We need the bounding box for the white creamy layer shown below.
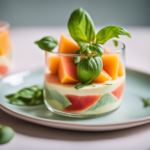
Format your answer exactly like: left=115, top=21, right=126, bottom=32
left=45, top=75, right=125, bottom=96
left=45, top=96, right=122, bottom=114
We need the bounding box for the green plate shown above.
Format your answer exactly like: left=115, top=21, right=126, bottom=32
left=0, top=68, right=150, bottom=131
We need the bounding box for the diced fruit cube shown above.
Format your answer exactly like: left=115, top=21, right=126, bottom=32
left=118, top=61, right=125, bottom=76
left=58, top=34, right=80, bottom=54
left=0, top=65, right=8, bottom=75
left=58, top=56, right=79, bottom=84
left=94, top=69, right=112, bottom=83
left=48, top=56, right=60, bottom=75
left=45, top=73, right=61, bottom=84
left=102, top=54, right=119, bottom=80
left=0, top=30, right=11, bottom=57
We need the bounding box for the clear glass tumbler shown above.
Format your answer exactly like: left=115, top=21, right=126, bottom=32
left=43, top=40, right=125, bottom=118
left=0, top=21, right=11, bottom=79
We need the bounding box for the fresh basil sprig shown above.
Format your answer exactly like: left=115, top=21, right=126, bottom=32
left=96, top=26, right=131, bottom=44
left=0, top=125, right=15, bottom=144
left=68, top=8, right=95, bottom=46
left=89, top=44, right=104, bottom=56
left=74, top=50, right=81, bottom=64
left=5, top=85, right=44, bottom=106
left=35, top=36, right=58, bottom=52
left=77, top=56, right=103, bottom=86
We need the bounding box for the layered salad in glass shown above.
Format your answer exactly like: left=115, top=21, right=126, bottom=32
left=35, top=8, right=131, bottom=117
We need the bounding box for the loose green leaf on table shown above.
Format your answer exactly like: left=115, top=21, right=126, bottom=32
left=5, top=85, right=44, bottom=106
left=35, top=36, right=58, bottom=52
left=68, top=8, right=95, bottom=46
left=96, top=26, right=131, bottom=44
left=0, top=125, right=15, bottom=144
left=142, top=98, right=150, bottom=107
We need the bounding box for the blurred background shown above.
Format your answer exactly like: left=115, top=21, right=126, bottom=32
left=0, top=0, right=150, bottom=27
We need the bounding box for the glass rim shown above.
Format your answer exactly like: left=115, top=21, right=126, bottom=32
left=46, top=40, right=125, bottom=57
left=0, top=21, right=10, bottom=32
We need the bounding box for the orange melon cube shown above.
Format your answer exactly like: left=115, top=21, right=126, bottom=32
left=0, top=47, right=3, bottom=55
left=118, top=61, right=125, bottom=76
left=102, top=54, right=119, bottom=80
left=58, top=34, right=80, bottom=54
left=45, top=73, right=61, bottom=84
left=48, top=56, right=60, bottom=75
left=0, top=30, right=11, bottom=57
left=94, top=69, right=112, bottom=83
left=58, top=56, right=79, bottom=84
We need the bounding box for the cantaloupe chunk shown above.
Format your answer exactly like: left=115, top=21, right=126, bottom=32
left=58, top=34, right=80, bottom=54
left=118, top=61, right=125, bottom=76
left=102, top=54, right=119, bottom=80
left=45, top=73, right=61, bottom=84
left=0, top=30, right=11, bottom=57
left=48, top=56, right=60, bottom=75
left=0, top=47, right=3, bottom=55
left=94, top=69, right=112, bottom=83
left=58, top=56, right=79, bottom=84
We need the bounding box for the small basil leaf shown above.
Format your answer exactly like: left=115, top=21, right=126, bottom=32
left=30, top=85, right=41, bottom=92
left=77, top=56, right=103, bottom=84
left=9, top=99, right=26, bottom=106
left=0, top=126, right=15, bottom=144
left=18, top=88, right=35, bottom=99
left=68, top=8, right=95, bottom=46
left=35, top=36, right=58, bottom=52
left=142, top=98, right=150, bottom=107
left=113, top=40, right=118, bottom=47
left=74, top=50, right=81, bottom=64
left=75, top=83, right=85, bottom=90
left=85, top=48, right=91, bottom=56
left=96, top=26, right=131, bottom=44
left=80, top=43, right=90, bottom=54
left=89, top=44, right=104, bottom=56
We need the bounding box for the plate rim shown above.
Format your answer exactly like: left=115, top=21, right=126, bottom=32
left=0, top=68, right=150, bottom=128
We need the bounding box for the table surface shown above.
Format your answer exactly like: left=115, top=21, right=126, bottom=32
left=0, top=27, right=150, bottom=150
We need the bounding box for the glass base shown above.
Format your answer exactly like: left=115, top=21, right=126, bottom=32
left=44, top=99, right=120, bottom=118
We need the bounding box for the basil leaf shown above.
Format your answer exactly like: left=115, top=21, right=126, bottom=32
left=9, top=99, right=26, bottom=106
left=68, top=8, right=95, bottom=46
left=35, top=36, right=58, bottom=52
left=85, top=49, right=91, bottom=56
left=74, top=50, right=81, bottom=64
left=113, top=40, right=118, bottom=47
left=75, top=83, right=85, bottom=90
left=0, top=125, right=15, bottom=144
left=5, top=85, right=44, bottom=106
left=142, top=98, right=150, bottom=107
left=77, top=56, right=103, bottom=84
left=80, top=43, right=90, bottom=54
left=18, top=88, right=35, bottom=99
left=96, top=26, right=131, bottom=44
left=89, top=44, right=104, bottom=57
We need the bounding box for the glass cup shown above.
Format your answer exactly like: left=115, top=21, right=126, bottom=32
left=43, top=40, right=125, bottom=118
left=0, top=21, right=11, bottom=79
